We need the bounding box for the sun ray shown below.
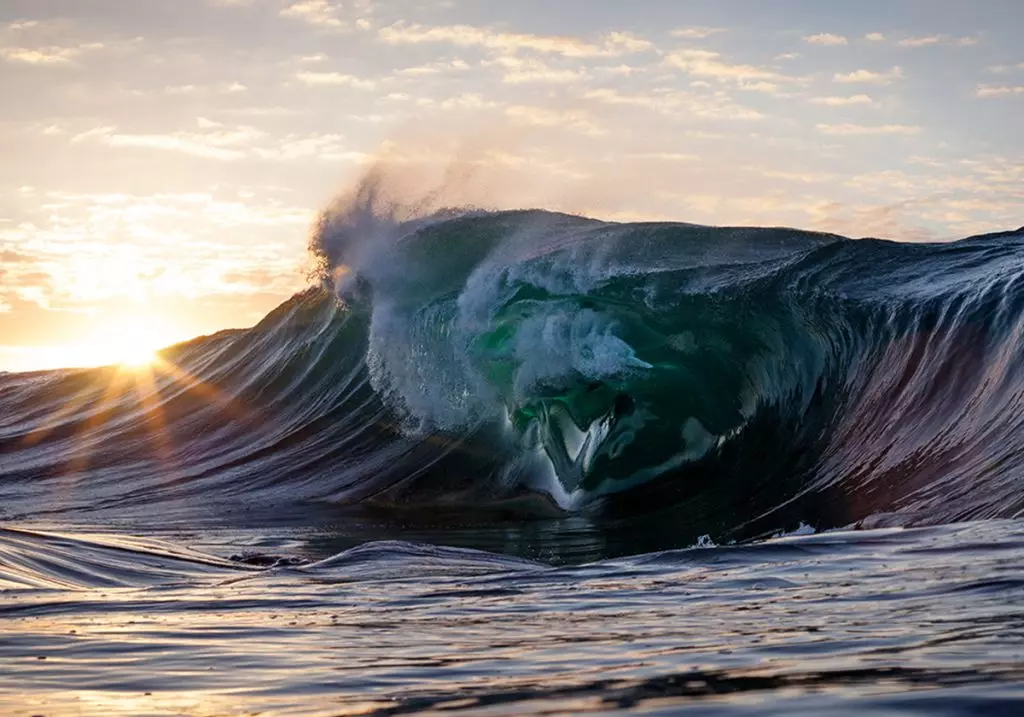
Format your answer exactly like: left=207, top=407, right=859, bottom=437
left=153, top=358, right=257, bottom=425
left=58, top=367, right=138, bottom=506
left=17, top=312, right=281, bottom=507
left=19, top=374, right=110, bottom=448
left=132, top=360, right=177, bottom=473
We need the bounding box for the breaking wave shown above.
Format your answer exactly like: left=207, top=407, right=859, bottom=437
left=2, top=188, right=1023, bottom=548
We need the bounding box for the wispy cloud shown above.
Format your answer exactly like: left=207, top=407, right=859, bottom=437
left=604, top=32, right=653, bottom=54
left=749, top=167, right=836, bottom=183
left=627, top=152, right=700, bottom=162
left=378, top=22, right=652, bottom=58
left=583, top=87, right=764, bottom=121
left=164, top=82, right=247, bottom=95
left=817, top=123, right=920, bottom=136
left=485, top=56, right=584, bottom=84
left=295, top=71, right=377, bottom=89
left=69, top=121, right=369, bottom=163
left=0, top=43, right=103, bottom=65
left=670, top=27, right=726, bottom=40
left=436, top=93, right=499, bottom=110
left=989, top=62, right=1024, bottom=74
left=505, top=105, right=603, bottom=136
left=864, top=32, right=886, bottom=42
left=252, top=134, right=367, bottom=162
left=804, top=33, right=848, bottom=46
left=280, top=1, right=352, bottom=31
left=396, top=59, right=470, bottom=77
left=834, top=66, right=904, bottom=84
left=897, top=34, right=979, bottom=48
left=104, top=128, right=263, bottom=160
left=810, top=94, right=873, bottom=106
left=976, top=84, right=1024, bottom=98
left=4, top=20, right=41, bottom=31
left=665, top=48, right=794, bottom=85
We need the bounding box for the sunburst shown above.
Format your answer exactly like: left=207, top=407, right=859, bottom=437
left=19, top=317, right=258, bottom=482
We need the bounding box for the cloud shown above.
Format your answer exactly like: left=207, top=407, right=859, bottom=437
left=435, top=93, right=498, bottom=110
left=106, top=133, right=255, bottom=160
left=742, top=81, right=785, bottom=94
left=72, top=122, right=265, bottom=160
left=0, top=249, right=36, bottom=264
left=583, top=87, right=764, bottom=121
left=976, top=84, right=1024, bottom=98
left=163, top=82, right=247, bottom=95
left=71, top=121, right=373, bottom=165
left=665, top=48, right=794, bottom=85
left=0, top=45, right=85, bottom=65
left=252, top=134, right=368, bottom=162
left=5, top=20, right=41, bottom=31
left=864, top=32, right=886, bottom=42
left=756, top=168, right=836, bottom=183
left=988, top=63, right=1024, bottom=74
left=833, top=66, right=904, bottom=84
left=378, top=22, right=652, bottom=58
left=505, top=105, right=603, bottom=136
left=0, top=28, right=138, bottom=67
left=70, top=125, right=118, bottom=143
left=626, top=152, right=699, bottom=162
left=604, top=31, right=653, bottom=54
left=670, top=27, right=726, bottom=40
left=280, top=1, right=347, bottom=30
left=810, top=94, right=873, bottom=106
left=0, top=191, right=313, bottom=324
left=898, top=35, right=943, bottom=48
left=816, top=123, right=921, bottom=136
left=897, top=34, right=979, bottom=48
left=484, top=56, right=584, bottom=84
left=295, top=71, right=377, bottom=89
left=396, top=59, right=470, bottom=76
left=804, top=33, right=848, bottom=46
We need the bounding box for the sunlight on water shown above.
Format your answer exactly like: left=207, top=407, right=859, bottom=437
left=1, top=522, right=1022, bottom=716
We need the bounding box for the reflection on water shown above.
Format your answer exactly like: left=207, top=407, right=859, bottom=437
left=1, top=521, right=1023, bottom=715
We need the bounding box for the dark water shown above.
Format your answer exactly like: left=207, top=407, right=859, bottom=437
left=2, top=207, right=1024, bottom=714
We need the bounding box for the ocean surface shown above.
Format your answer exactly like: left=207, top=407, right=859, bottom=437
left=2, top=205, right=1023, bottom=715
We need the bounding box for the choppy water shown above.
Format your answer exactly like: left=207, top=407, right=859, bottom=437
left=3, top=204, right=1024, bottom=714
left=2, top=521, right=1023, bottom=716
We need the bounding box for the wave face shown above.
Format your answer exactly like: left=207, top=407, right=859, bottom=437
left=2, top=205, right=1024, bottom=549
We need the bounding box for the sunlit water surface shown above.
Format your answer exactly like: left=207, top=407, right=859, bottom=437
left=1, top=520, right=1022, bottom=716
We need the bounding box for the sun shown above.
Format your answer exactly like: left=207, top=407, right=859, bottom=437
left=112, top=341, right=159, bottom=368
left=94, top=319, right=172, bottom=369
left=51, top=316, right=180, bottom=370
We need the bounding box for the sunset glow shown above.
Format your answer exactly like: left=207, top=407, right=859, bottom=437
left=24, top=318, right=180, bottom=371
left=1, top=1, right=1022, bottom=372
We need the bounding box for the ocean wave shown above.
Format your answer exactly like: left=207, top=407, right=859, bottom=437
left=2, top=195, right=1023, bottom=548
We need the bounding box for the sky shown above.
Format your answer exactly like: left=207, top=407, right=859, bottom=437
left=0, top=0, right=1022, bottom=371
